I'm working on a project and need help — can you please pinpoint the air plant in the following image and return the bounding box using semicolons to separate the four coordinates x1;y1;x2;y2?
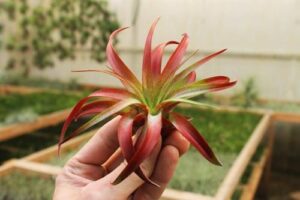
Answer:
59;18;236;185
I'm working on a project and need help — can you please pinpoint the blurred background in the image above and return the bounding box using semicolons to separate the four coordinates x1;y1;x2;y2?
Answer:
0;0;299;200
1;0;299;100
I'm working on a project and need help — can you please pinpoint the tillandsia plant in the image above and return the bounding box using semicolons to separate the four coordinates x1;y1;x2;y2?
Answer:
59;18;236;185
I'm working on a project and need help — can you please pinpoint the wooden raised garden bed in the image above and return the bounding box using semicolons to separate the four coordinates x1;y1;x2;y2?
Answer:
0;131;96;200
254;98;300;124
199;94;300;127
0;85;45;95
0;106;272;200
0;85;84;141
0;161;58;200
0;76;111;92
0;121;86;165
238;147;272;200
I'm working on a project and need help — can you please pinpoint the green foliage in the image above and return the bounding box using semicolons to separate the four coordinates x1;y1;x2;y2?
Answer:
167;108;261;195
0;120;86;164
0;172;54;200
232;187;243;200
0;0;119;76
257;101;300;113
0;4;3;48
233;77;259;108
0;74;87;91
0;92;84;124
175;107;262;153
169;150;237;195
0;109;38;126
240;164;253;184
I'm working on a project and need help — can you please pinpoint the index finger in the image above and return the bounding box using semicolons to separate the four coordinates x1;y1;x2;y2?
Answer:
73;116;121;165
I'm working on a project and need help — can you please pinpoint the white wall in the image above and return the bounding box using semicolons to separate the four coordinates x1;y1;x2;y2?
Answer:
2;0;300;100
109;0;300;100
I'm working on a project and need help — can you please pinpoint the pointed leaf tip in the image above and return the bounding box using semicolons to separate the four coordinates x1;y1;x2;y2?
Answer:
174;48;228;82
106;26;141;89
162;33;189;78
142;18;160;87
151;41;179;80
109;27;130;39
186;71;196;83
170;112;221;166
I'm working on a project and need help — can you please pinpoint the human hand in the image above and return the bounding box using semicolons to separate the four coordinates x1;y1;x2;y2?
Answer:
53;116;190;200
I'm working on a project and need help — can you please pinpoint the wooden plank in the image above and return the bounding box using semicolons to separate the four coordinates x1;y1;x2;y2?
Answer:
257;98;300;106
239;148;270;200
23;130;96;162
272;112;300;123
207;105;267;115
0;85;44;94
214;113;271;200
256;122;275;198
13;160;62;176
0;84;83;96
180;94;300;122
210;94;300;107
79;83;103;90
161;188;214;200
179;103;267;115
0;159;60;180
0;108;71;142
0;159;17;176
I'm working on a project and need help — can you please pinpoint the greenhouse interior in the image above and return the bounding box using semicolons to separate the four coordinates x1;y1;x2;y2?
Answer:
0;0;299;200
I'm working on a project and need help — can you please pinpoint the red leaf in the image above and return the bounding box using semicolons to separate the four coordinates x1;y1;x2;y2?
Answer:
133;113;146;130
161;117;176;139
118;114;159;186
185;71;196;83
161;33;189;79
151;41;178;79
169;112;221;165
175;49;227;81
142;18;160;88
106;28;141;88
94;88;134;100
76;101;115;119
172;78;236;99
59;87;132;149
72;69;141;94
202;76;230;85
210;81;237;92
60;90;116;149
179;76;231;92
113;112;162;184
59;99;139;153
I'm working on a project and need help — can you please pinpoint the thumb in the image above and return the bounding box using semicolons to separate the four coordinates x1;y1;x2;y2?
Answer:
87;138;162;198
